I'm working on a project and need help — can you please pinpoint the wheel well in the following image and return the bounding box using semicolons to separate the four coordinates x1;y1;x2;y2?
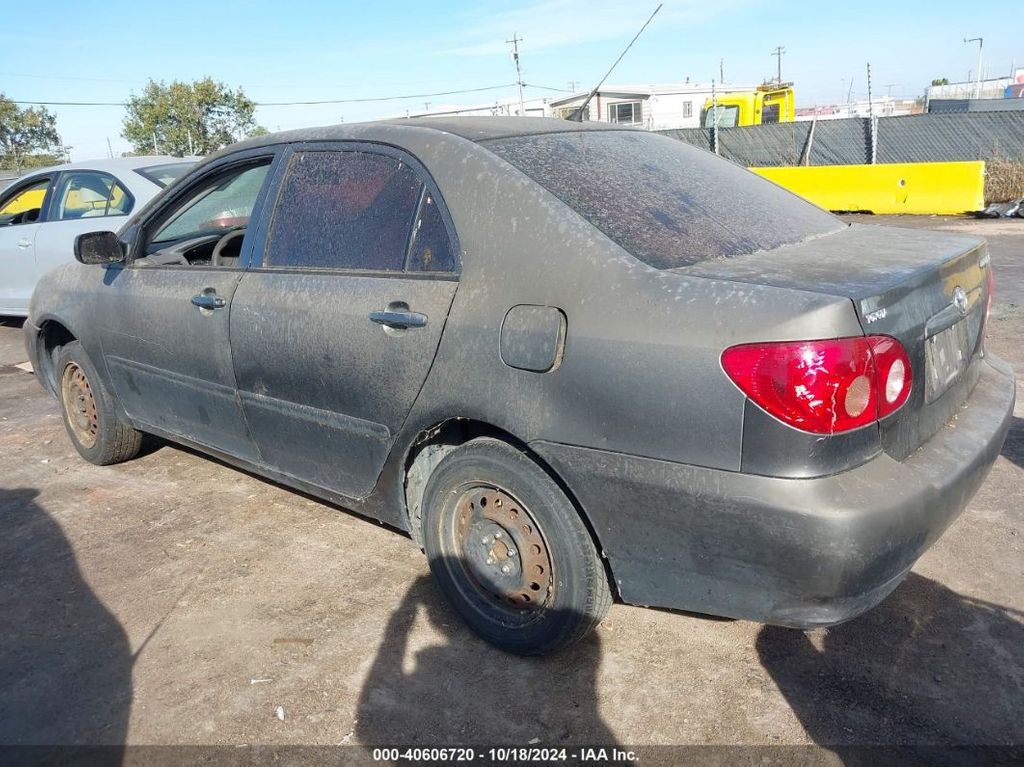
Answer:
402;419;613;591
37;321;76;395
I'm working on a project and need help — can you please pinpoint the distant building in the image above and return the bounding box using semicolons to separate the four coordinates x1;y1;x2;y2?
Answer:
547;83;752;130
400;84;751;130
795;98;921;121
925;71;1024;105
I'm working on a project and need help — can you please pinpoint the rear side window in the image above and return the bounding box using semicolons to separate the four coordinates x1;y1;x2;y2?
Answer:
266;151;423;271
484;131;843;269
407;190;456;272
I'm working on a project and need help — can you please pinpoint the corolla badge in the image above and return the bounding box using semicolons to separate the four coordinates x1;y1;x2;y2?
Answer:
953;286;968;316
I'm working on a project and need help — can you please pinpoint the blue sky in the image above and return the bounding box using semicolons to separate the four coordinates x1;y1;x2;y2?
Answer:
2;0;1018;160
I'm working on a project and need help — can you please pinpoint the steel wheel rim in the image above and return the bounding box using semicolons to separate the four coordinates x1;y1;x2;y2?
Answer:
448;483;554;615
61;363;98;449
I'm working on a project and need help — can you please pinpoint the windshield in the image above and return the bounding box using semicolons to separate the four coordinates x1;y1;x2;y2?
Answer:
135;162;195;188
483;130;843;269
702;105;740;128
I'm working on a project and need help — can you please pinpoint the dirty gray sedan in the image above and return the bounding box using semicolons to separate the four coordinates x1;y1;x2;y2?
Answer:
24;117;1015;655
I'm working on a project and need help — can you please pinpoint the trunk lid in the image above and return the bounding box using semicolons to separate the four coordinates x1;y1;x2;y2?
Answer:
681;224;991;460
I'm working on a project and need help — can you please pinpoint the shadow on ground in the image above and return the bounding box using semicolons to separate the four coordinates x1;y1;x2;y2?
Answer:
356;574;615;746
757;573;1024;751
1001;416;1024;471
0;488;132;746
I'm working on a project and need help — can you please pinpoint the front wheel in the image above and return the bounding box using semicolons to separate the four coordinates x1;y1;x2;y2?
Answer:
421;438;611;655
56;341;142;466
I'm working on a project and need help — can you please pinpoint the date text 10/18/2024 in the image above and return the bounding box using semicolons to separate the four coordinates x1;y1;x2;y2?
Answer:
372;747;638;762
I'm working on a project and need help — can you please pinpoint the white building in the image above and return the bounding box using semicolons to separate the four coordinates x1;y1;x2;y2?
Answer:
925;71;1024;104
399;83;752;130
795;98;919;121
547;83;752;130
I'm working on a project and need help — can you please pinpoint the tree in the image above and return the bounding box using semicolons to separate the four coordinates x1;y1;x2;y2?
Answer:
0;94;62;172
931;78;950;86
122;78;265;156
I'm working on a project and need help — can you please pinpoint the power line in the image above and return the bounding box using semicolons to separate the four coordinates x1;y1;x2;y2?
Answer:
7;82;570;108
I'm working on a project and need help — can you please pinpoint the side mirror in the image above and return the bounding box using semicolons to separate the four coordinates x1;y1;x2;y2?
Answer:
74;231;125;265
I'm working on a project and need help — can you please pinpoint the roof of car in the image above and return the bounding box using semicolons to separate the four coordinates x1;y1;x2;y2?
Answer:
229;116;631;154
21;155;196;178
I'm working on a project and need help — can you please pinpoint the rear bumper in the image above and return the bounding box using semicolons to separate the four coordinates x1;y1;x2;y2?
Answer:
531;353;1015;628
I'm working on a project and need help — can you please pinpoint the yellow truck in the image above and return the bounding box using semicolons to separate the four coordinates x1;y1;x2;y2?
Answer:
701;84;795;128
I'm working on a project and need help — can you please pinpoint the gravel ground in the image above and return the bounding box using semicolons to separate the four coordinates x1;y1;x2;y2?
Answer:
0;215;1021;756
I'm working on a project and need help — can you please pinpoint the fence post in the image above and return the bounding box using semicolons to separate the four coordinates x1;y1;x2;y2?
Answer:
870;115;878;164
801;119;817;166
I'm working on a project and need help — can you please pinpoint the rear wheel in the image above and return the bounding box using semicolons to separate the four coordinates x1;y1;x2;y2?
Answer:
57;342;142;465
421;438;611;655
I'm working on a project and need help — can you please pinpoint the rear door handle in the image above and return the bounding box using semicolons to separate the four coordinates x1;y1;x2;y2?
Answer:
17;238;31;249
191;290;226;310
369;310;427;329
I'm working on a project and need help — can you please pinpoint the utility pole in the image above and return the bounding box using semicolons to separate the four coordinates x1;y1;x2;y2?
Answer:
568;80;579;92
507;33;525;116
964;37;983;98
772;45;785;84
106;137;113;159
720;58;724;83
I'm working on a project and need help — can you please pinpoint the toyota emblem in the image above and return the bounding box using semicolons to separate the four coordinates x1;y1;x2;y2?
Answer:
953;286;968;316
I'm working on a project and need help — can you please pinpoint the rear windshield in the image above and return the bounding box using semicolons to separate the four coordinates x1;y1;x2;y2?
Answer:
483;130;843;269
135;162;194;188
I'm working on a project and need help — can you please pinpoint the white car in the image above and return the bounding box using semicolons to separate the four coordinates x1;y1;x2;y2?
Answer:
0;157;194;316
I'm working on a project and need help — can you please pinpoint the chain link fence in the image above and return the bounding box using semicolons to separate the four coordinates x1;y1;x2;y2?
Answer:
659;112;1024;168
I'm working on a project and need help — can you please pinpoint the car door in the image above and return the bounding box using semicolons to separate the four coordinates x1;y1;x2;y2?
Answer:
95;150;279;459
0;174;53;314
33;170;136;282
230;144;460;498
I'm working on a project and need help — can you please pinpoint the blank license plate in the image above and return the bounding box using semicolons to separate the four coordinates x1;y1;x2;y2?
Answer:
924;319;974;402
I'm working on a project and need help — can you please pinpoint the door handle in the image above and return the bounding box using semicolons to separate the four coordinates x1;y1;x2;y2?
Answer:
17;238;31;249
191;290;226;310
369;310;428;329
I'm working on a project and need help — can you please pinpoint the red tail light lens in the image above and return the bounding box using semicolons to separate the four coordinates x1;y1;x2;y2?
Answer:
721;336;912;434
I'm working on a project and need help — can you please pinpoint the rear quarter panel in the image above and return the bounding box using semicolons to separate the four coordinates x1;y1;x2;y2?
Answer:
386;128;862;472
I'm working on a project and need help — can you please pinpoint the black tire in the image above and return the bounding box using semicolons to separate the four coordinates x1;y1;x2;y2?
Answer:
421;437;611;655
56;341;142;466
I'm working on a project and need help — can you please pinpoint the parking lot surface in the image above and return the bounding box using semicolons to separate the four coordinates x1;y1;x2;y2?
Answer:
1;215;1021;752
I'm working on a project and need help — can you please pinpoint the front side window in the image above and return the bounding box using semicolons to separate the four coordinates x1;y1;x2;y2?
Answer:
151;162;271;246
265;151;423;271
55;171;132;220
608;101;642;125
0;179;49;226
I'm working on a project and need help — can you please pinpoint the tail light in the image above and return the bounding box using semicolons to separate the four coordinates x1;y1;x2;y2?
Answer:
721;335;912;434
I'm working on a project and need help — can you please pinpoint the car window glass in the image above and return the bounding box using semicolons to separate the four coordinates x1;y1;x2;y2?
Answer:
152;162;271;245
406;190;456;272
485;130;843;269
55;171;132;220
135;161;194;188
0;179;49;226
265;151;423;271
